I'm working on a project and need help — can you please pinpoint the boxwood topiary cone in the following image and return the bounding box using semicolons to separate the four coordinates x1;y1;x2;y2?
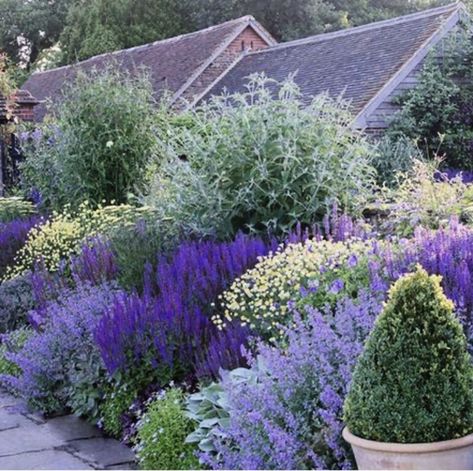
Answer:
343;265;473;444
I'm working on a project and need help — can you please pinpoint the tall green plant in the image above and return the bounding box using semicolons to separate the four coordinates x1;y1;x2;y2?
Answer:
344;266;473;443
388;23;473;170
147;75;376;238
20;64;161;209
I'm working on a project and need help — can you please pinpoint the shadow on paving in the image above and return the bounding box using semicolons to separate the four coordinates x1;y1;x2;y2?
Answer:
0;390;136;470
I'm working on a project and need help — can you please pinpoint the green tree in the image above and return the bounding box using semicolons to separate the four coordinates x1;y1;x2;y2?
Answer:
0;0;72;68
59;0;193;63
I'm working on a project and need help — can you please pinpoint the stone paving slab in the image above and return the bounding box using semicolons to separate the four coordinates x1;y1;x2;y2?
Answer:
43;416;102;442
67;438;136;468
0;389;137;470
0;450;94;470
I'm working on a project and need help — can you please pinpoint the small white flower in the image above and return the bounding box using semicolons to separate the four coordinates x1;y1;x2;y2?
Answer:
106;140;114;148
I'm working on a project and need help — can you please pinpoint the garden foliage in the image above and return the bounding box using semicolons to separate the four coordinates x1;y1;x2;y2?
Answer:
0;274;36;333
344;267;473;443
0;197;36;223
0;216;42;278
5;203;156;278
1;283;118;417
147;75;376;238
218;238;374;340
202;293;381;470
20;65;159;209
388;25;473;170
136;388;200;470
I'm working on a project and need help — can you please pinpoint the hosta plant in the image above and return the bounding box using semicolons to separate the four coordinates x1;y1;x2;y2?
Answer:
344;266;473;443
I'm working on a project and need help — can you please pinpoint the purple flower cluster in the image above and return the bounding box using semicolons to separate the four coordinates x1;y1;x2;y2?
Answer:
202;292;382;470
1;283;119;414
375;220;473;330
0;216;42;278
70;238;118;286
95;234;276;385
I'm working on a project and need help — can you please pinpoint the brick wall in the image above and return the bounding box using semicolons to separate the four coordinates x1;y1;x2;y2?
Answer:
179;26;271;106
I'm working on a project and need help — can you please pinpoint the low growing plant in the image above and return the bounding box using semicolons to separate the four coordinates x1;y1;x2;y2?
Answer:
0;197;36;223
218;238;375;341
0;274;36;333
344;266;473;443
136;388;200;470
202;292;382;470
1;283;119;416
5;203;156;278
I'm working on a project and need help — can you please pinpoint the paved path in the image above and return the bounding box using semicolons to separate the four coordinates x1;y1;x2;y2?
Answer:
0;390;136;470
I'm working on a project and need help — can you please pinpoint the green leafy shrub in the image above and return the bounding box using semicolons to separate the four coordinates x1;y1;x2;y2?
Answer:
136;388;200;470
0;274;36;333
0;197;36;223
370;160;473;237
372;134;423;187
99;379;139;439
20;64;160;210
147;75;376;238
108;219;176;292
0;327;32;379
5;203;156;278
388;25;473;170
343;266;473;443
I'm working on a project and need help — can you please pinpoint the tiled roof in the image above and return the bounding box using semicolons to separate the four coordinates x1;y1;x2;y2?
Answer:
22;16;273;121
204;3;463;116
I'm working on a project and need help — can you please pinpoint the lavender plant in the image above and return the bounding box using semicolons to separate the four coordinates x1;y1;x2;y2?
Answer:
0;216;42;278
201;292;382;470
1;283;119;417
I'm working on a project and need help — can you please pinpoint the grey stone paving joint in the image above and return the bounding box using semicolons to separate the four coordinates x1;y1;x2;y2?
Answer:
0;390;136;470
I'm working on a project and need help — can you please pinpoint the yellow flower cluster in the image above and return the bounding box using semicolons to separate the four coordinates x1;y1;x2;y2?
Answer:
215;238;373;339
0;197;36;223
5;202;156;279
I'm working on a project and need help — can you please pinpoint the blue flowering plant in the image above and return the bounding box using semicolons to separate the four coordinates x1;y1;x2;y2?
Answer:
199;292;382;470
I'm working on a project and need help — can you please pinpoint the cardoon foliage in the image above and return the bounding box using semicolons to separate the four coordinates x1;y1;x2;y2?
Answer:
0;216;42;278
203;293;382;470
96;234;275;384
1;283;119;414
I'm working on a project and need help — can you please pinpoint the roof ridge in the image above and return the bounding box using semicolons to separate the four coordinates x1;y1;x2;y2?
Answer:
247;2;462;56
29;15;255;77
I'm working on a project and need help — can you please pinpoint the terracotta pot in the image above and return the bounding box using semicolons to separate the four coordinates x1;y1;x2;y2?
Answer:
343;427;473;470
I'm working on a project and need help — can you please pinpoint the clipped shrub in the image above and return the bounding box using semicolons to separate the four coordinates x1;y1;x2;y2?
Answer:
20;65;160;209
5;203;156;278
202;292;382;470
344;266;473;443
0;216;42;278
0;197;36;223
147;75;376;238
218;238;375;341
1;283;119;416
0;274;36;333
136;388;200;470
